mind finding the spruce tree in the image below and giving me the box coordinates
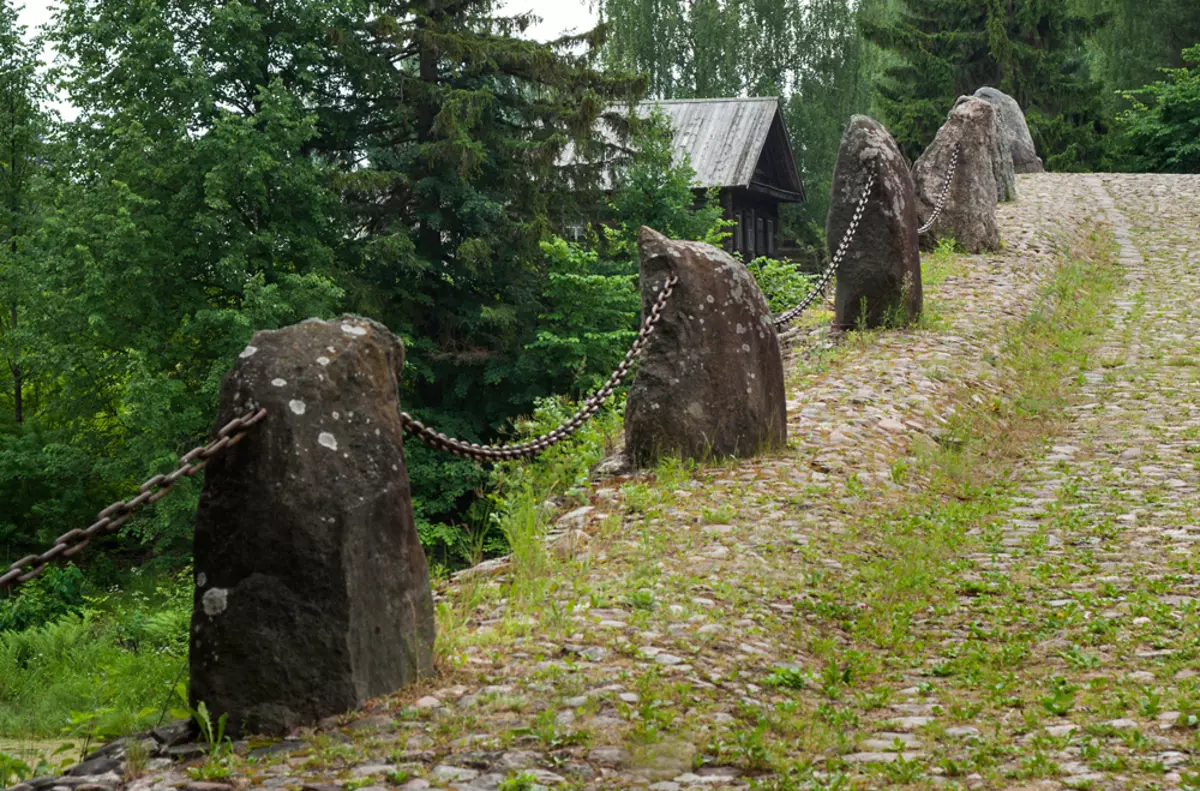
[332,1,643,540]
[862,0,1109,169]
[342,1,642,416]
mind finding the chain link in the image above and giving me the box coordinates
[918,143,960,235]
[400,276,679,463]
[774,170,877,330]
[0,409,268,592]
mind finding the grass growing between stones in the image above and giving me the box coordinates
[685,227,1128,787]
[818,228,1120,645]
[921,237,965,290]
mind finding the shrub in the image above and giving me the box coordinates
[0,571,190,737]
[0,565,86,633]
[744,256,817,313]
[1115,44,1200,173]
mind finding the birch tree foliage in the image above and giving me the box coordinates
[596,0,873,241]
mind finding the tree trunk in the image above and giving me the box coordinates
[7,192,19,424]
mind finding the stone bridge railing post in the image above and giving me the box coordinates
[190,315,435,736]
[624,227,788,467]
[829,116,923,330]
[914,98,1004,253]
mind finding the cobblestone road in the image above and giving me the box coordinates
[114,174,1200,791]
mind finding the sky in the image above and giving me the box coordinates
[15,0,598,43]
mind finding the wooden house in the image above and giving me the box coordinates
[642,98,806,259]
[563,97,807,259]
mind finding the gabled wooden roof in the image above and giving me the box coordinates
[560,97,806,203]
[640,98,805,201]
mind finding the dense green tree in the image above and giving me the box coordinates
[0,1,86,564]
[863,0,1110,169]
[1112,44,1200,172]
[0,0,42,428]
[1086,0,1200,96]
[598,0,741,98]
[24,0,352,556]
[343,1,641,423]
[333,0,644,543]
[783,0,872,242]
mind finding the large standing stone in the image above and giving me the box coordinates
[625,227,786,466]
[955,94,1016,202]
[974,86,1044,174]
[914,98,1002,254]
[191,316,435,736]
[829,116,922,330]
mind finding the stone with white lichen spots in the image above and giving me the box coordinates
[915,98,1003,253]
[828,116,923,330]
[625,228,787,467]
[190,315,434,736]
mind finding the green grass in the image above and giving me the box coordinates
[921,237,965,289]
[842,228,1121,644]
[434,398,626,665]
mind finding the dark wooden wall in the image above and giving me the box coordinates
[721,188,781,260]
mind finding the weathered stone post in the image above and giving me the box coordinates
[830,116,922,330]
[190,316,435,736]
[914,98,1003,254]
[973,86,1044,174]
[625,227,787,467]
[956,94,1017,203]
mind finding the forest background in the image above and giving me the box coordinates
[0,0,1198,745]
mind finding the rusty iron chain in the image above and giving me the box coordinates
[0,409,268,592]
[774,169,877,330]
[918,143,960,235]
[400,276,679,462]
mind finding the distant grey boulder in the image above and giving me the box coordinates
[915,98,1002,253]
[955,93,1016,202]
[974,86,1044,174]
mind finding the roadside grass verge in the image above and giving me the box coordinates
[754,225,1124,781]
[814,226,1121,654]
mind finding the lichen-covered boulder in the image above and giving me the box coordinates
[829,116,922,330]
[625,227,787,466]
[914,98,1002,254]
[190,315,435,736]
[955,94,1016,202]
[974,86,1044,174]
